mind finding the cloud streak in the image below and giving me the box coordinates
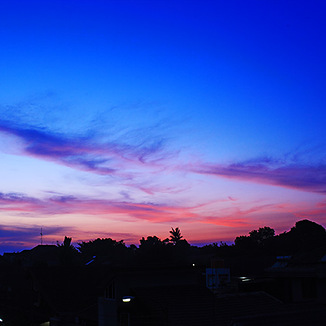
[193,157,326,193]
[0,191,195,223]
[3,117,325,197]
[0,192,44,212]
[0,190,304,230]
[0,119,168,176]
[0,191,249,227]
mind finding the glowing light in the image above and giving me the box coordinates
[122,296,134,303]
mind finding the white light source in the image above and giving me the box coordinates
[122,296,134,303]
[239,276,252,282]
[122,298,131,303]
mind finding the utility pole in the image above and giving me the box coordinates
[40,227,43,245]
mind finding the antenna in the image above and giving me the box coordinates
[40,227,43,245]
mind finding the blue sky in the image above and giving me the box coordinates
[0,0,326,253]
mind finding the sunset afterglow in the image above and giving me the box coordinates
[0,0,326,252]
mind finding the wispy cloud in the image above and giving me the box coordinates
[0,191,243,226]
[0,191,196,223]
[0,191,288,229]
[200,203,274,227]
[192,157,326,193]
[0,192,44,212]
[0,119,169,176]
[290,200,326,220]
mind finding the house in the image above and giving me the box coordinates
[206,259,231,292]
[266,248,326,303]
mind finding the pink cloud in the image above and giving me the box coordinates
[1,190,325,247]
[0,192,200,223]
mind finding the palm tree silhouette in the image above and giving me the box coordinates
[169,227,183,244]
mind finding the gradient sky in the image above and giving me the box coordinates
[0,0,326,253]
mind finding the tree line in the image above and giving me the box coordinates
[55,220,326,269]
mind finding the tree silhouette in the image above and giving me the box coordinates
[249,226,275,243]
[77,238,127,260]
[281,219,326,252]
[57,236,73,248]
[170,227,183,244]
[234,235,252,248]
[234,226,275,250]
[139,236,164,249]
[57,236,77,265]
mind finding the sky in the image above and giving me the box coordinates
[0,0,326,253]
